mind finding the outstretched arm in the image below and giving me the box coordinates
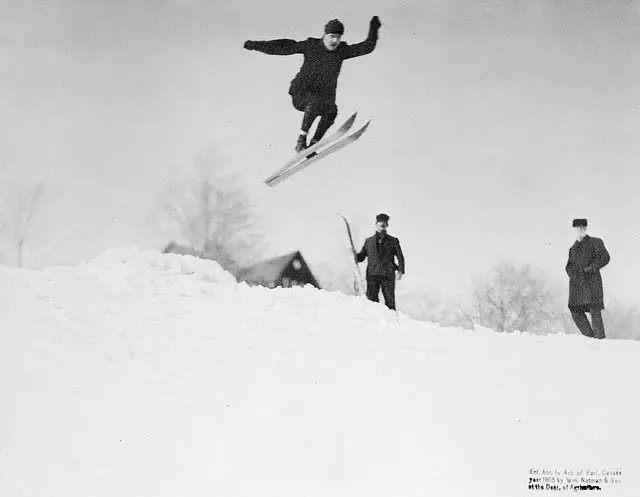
[244,38,307,55]
[342,16,381,60]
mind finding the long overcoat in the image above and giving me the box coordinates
[565,235,610,312]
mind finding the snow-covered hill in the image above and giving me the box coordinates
[1,248,638,497]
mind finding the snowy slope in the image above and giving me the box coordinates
[1,248,638,497]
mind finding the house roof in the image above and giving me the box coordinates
[238,251,301,284]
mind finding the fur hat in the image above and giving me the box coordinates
[572,218,588,227]
[376,213,390,223]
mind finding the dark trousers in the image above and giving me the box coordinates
[366,275,396,310]
[571,309,606,339]
[291,92,338,142]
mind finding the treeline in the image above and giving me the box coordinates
[3,171,637,341]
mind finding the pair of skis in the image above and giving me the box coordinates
[264,112,371,187]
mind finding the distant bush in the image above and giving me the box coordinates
[150,157,265,279]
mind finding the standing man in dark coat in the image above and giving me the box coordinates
[243,16,381,153]
[565,218,611,339]
[355,213,405,310]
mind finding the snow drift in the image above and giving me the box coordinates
[1,248,639,497]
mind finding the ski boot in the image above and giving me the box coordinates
[295,135,307,153]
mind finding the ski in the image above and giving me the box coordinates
[337,213,366,297]
[265,120,371,187]
[263,112,358,185]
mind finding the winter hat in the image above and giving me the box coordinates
[572,218,588,227]
[324,19,345,35]
[376,213,390,223]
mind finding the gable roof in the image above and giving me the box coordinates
[237,251,301,284]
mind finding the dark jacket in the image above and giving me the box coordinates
[565,235,610,312]
[356,232,405,278]
[245,23,379,102]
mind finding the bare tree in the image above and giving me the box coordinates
[153,161,264,276]
[0,179,49,268]
[470,259,563,334]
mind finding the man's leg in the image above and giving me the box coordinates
[590,309,606,339]
[292,93,322,152]
[380,276,396,310]
[571,311,594,338]
[310,101,338,145]
[366,276,381,303]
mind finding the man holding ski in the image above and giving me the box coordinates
[354,213,405,311]
[244,16,381,153]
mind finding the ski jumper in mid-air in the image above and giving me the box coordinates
[244,16,381,153]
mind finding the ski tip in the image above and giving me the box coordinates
[337,112,358,132]
[351,120,372,139]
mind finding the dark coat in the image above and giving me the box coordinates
[356,232,405,278]
[565,235,610,312]
[245,24,379,102]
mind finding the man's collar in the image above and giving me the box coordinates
[576,234,590,244]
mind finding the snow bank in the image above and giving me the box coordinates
[1,248,639,497]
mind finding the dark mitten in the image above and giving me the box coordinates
[244,40,256,50]
[370,16,381,30]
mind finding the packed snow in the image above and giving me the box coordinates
[1,248,638,497]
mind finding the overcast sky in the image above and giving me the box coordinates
[2,0,639,303]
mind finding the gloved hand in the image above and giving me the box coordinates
[370,16,381,30]
[244,40,257,50]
